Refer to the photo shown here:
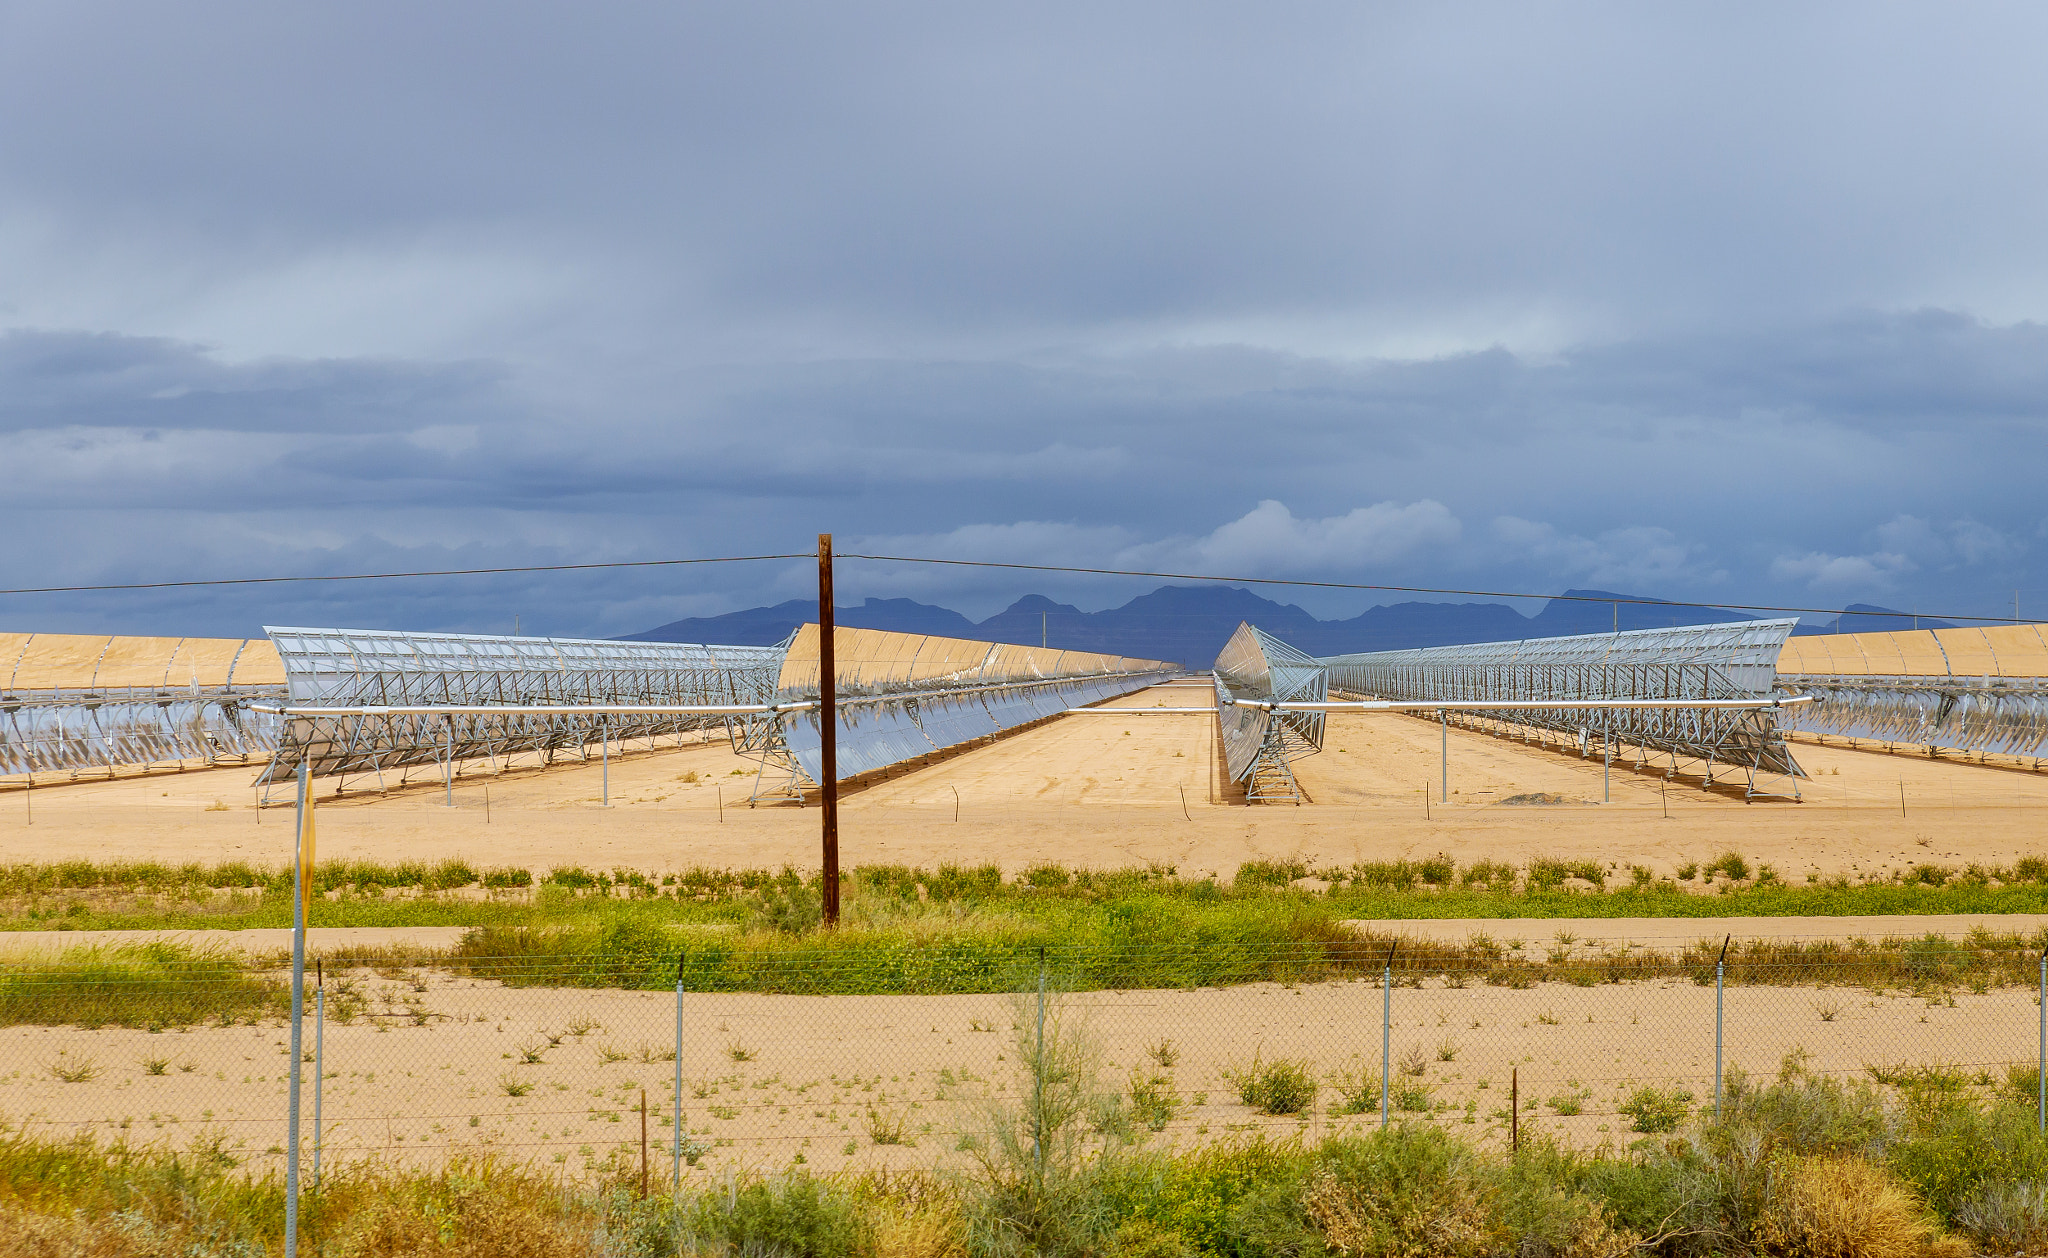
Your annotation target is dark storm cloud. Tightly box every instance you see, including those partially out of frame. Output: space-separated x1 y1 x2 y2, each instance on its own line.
2 3 2045 636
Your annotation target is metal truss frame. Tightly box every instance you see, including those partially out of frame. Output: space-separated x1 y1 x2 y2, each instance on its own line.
1212 623 1326 803
257 627 784 792
1779 674 2048 765
1318 619 1807 795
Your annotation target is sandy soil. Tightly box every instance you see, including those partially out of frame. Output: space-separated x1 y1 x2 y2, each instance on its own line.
5 969 2035 1179
2 687 2043 885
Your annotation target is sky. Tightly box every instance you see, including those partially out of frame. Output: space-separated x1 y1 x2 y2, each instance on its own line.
3 2 2045 639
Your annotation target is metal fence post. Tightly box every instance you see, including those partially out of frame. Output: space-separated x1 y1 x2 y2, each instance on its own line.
1381 942 1396 1127
1035 950 1048 1171
285 762 308 1258
674 966 685 1191
1714 935 1730 1120
313 970 324 1190
2038 950 2045 1135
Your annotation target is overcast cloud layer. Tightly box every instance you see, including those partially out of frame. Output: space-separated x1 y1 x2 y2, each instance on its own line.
3 2 2044 638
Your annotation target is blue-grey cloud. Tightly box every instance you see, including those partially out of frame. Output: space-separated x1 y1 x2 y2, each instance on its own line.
2 4 2045 638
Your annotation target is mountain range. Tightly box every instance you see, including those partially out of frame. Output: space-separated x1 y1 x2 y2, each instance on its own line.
625 586 1945 668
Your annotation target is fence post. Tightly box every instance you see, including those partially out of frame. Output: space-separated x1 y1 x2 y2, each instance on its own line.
285 762 308 1258
1035 949 1048 1171
2038 949 2045 1136
1381 942 1396 1128
313 965 324 1190
684 967 692 1196
1714 935 1730 1120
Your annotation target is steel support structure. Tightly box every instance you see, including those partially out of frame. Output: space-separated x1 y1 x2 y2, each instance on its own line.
1212 623 1326 803
257 627 784 792
1318 619 1806 796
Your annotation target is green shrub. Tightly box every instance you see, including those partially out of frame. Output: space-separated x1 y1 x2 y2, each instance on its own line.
1228 1056 1318 1115
1620 1086 1693 1134
1234 860 1307 888
1705 852 1751 882
1527 858 1605 890
1330 1065 1381 1115
683 1172 863 1256
1024 862 1073 889
1460 860 1515 888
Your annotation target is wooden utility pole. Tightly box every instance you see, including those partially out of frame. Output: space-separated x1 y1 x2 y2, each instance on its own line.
818 534 840 926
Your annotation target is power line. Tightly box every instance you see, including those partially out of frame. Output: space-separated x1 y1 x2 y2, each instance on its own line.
0 544 2024 628
839 553 2027 627
0 555 809 597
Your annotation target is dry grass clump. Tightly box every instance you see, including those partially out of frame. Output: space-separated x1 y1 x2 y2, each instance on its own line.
1758 1155 1966 1258
331 1163 596 1257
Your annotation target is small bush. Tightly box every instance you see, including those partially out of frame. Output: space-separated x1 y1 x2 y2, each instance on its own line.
684 1172 864 1257
1620 1086 1692 1133
1527 858 1605 890
1460 859 1515 888
481 866 532 889
1706 851 1751 882
1758 1155 1966 1258
1330 1066 1381 1115
1954 1178 2048 1253
1392 1082 1433 1113
865 1109 907 1145
1023 862 1073 888
1234 860 1307 888
1129 1070 1181 1132
1229 1056 1318 1115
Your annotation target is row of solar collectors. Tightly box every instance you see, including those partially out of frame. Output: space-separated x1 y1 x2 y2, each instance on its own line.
1782 677 2048 759
782 671 1173 782
0 695 278 776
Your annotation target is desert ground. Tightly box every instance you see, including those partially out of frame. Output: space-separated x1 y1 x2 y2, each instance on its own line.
4 968 2034 1179
1 687 2043 882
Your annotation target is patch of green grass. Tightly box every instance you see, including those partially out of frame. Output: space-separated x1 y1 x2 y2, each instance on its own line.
0 942 284 1028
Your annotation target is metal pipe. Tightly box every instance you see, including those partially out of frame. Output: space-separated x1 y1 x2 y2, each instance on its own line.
674 971 686 1189
1243 696 1816 713
254 702 812 716
688 975 696 1196
312 980 323 1190
1715 935 1730 1119
285 762 307 1258
2039 950 2045 1136
1379 942 1400 1126
1439 710 1447 803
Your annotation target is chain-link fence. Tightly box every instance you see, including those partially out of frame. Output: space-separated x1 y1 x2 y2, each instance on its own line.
2 937 2043 1187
